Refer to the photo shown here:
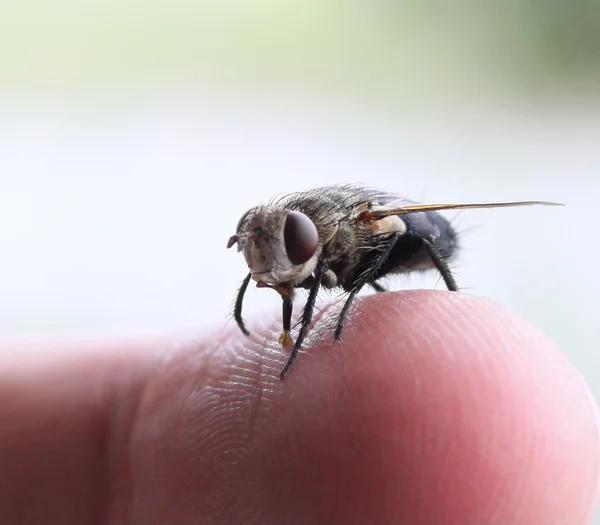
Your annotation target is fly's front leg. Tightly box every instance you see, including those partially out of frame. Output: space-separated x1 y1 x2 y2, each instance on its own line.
233 272 252 336
256 280 295 347
279 286 294 347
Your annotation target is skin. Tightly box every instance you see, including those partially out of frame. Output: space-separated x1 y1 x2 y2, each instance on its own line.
0 290 598 525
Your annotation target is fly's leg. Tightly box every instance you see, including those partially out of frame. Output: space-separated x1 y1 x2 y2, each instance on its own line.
256 281 295 347
370 281 387 293
280 262 327 380
422 238 458 291
334 236 398 341
279 285 294 347
233 272 252 336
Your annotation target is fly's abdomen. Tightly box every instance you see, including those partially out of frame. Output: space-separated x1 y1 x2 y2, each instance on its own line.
426 211 458 259
404 211 458 260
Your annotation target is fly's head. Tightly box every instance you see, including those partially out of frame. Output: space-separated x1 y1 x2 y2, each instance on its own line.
227 206 319 285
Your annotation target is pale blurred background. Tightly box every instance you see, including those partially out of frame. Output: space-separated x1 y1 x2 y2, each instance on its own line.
1 0 599 506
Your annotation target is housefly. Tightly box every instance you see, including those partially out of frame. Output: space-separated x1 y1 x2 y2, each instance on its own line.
227 184 562 379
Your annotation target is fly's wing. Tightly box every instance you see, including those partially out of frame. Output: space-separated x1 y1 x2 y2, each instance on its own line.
374 195 417 209
364 200 563 220
354 196 562 261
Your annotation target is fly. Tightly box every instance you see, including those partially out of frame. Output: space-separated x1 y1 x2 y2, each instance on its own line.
226 184 562 379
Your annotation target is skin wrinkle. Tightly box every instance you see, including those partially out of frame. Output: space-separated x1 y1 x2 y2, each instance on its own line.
350 291 597 524
126 337 223 520
483 343 535 516
107 360 155 525
462 300 544 518
127 299 348 521
357 297 432 466
223 338 266 443
212 325 282 444
384 295 464 476
116 297 600 522
553 373 600 513
2 291 599 524
311 296 432 513
504 304 594 518
107 290 600 524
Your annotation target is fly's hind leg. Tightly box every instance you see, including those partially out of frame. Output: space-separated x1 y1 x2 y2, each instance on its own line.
370 281 387 293
422 239 458 291
334 235 398 341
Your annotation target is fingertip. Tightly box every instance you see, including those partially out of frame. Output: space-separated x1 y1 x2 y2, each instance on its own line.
245 290 600 524
286 290 600 524
133 290 599 525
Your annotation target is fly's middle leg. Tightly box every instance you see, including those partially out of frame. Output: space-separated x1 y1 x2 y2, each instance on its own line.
334 235 398 341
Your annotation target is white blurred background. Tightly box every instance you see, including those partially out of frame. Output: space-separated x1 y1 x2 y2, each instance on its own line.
1 1 599 508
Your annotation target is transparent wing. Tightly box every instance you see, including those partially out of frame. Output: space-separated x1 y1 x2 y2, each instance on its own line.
364 200 563 220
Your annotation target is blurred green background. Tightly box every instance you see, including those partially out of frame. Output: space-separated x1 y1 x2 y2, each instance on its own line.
2 0 600 92
1 2 599 519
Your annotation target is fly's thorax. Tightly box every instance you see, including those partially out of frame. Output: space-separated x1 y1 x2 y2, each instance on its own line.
321 202 407 259
322 220 357 259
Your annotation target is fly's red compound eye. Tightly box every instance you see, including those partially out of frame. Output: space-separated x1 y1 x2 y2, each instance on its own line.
284 211 318 265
